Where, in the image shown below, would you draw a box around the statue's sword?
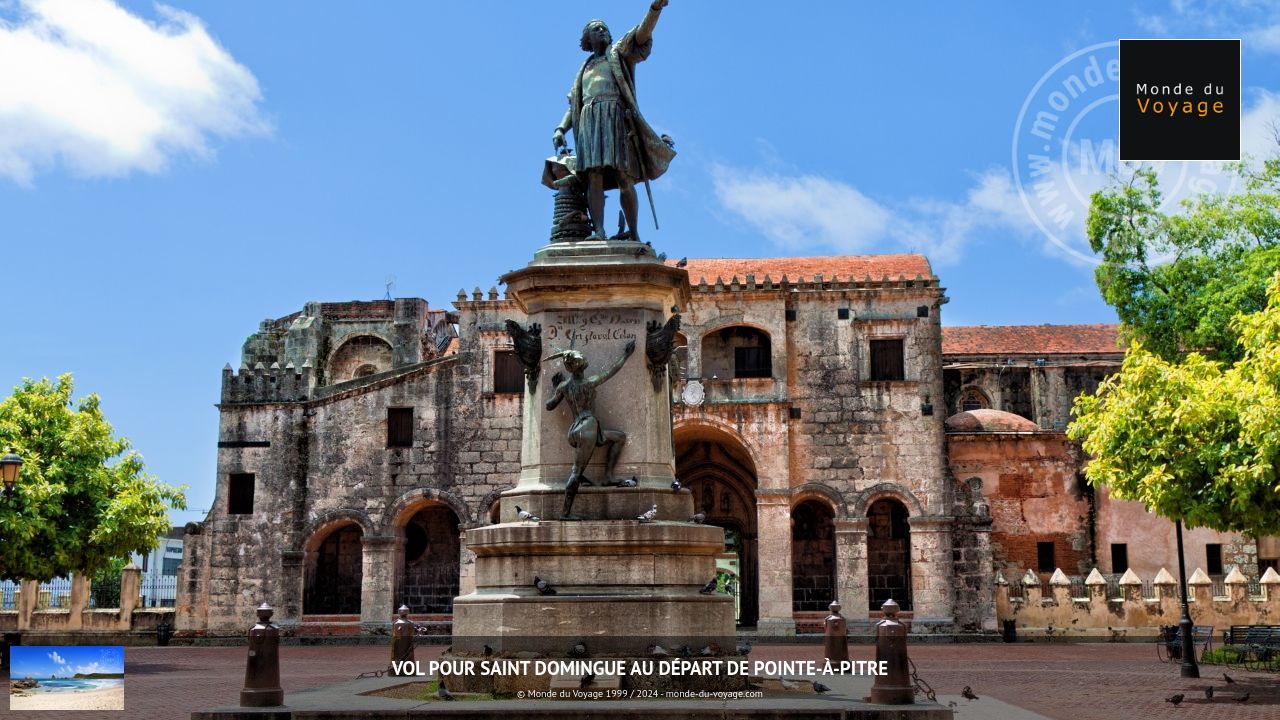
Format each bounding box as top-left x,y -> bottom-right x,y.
626,109 -> 659,230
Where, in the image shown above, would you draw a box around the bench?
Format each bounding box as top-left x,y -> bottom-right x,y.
1156,624 -> 1214,663
1224,625 -> 1280,670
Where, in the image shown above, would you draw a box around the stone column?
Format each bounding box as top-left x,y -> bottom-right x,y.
755,490 -> 794,636
971,520 -> 997,631
278,550 -> 305,629
67,575 -> 89,630
458,529 -> 477,596
360,535 -> 397,631
17,579 -> 38,631
834,518 -> 869,621
907,515 -> 955,631
1031,367 -> 1068,430
119,564 -> 141,630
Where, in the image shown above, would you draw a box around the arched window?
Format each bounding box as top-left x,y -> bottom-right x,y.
960,387 -> 990,412
701,326 -> 772,380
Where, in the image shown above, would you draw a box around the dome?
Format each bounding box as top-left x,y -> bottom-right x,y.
944,409 -> 1041,433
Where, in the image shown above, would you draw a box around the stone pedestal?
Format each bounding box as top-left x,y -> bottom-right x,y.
447,241 -> 736,691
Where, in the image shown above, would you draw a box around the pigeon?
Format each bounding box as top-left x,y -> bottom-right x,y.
699,579 -> 717,595
620,477 -> 638,488
660,133 -> 675,149
569,642 -> 587,658
948,701 -> 958,708
648,644 -> 671,658
690,512 -> 705,524
534,576 -> 557,595
580,673 -> 596,688
671,305 -> 680,313
1165,693 -> 1184,706
736,640 -> 752,656
1205,686 -> 1213,700
680,645 -> 692,658
780,678 -> 798,691
962,686 -> 979,701
516,505 -> 540,522
1223,672 -> 1235,684
483,644 -> 493,657
699,645 -> 714,656
675,257 -> 688,268
671,479 -> 682,492
634,246 -> 647,259
437,680 -> 455,701
813,681 -> 832,694
1234,692 -> 1249,703
638,504 -> 658,523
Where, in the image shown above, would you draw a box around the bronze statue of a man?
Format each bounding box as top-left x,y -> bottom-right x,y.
545,340 -> 636,519
552,0 -> 676,242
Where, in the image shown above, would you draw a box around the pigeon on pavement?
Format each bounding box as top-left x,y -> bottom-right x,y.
638,504 -> 658,523
1166,693 -> 1184,706
690,512 -> 705,524
580,673 -> 596,688
516,505 -> 539,522
1234,692 -> 1250,703
962,686 -> 979,701
813,681 -> 832,693
699,579 -> 717,595
437,681 -> 455,701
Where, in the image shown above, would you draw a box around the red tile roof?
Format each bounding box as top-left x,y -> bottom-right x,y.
943,324 -> 1123,356
668,254 -> 933,284
944,409 -> 1042,433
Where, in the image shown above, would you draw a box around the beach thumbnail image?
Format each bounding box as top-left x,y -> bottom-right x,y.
8,646 -> 124,711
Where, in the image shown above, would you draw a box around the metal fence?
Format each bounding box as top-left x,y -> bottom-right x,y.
141,574 -> 178,608
36,577 -> 73,609
1,582 -> 16,610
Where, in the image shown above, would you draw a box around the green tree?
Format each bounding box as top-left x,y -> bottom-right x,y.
1068,275 -> 1280,535
0,374 -> 186,581
1086,161 -> 1280,363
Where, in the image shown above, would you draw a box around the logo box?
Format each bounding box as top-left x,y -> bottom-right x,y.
1119,39 -> 1240,161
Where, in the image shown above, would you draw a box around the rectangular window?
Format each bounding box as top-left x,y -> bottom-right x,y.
1110,543 -> 1129,574
733,347 -> 771,378
227,473 -> 254,515
387,407 -> 414,448
1206,544 -> 1223,575
493,350 -> 524,394
869,339 -> 905,381
1260,559 -> 1278,574
1037,541 -> 1056,573
162,558 -> 181,576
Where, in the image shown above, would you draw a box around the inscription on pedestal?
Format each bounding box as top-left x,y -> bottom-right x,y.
545,310 -> 642,347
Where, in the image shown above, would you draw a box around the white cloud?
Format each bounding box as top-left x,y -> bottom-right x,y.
0,0 -> 268,184
74,661 -> 110,675
710,165 -> 1032,265
1241,89 -> 1280,160
48,651 -> 65,665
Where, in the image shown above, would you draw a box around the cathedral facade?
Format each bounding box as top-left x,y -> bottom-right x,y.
176,254 -> 1265,637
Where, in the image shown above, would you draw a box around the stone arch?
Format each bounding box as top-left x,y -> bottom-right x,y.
390,492 -> 463,615
302,513 -> 368,615
849,482 -> 926,519
791,483 -> 847,517
674,419 -> 758,626
327,334 -> 393,383
866,496 -> 913,611
477,489 -> 505,526
387,487 -> 472,530
790,497 -> 837,612
959,386 -> 991,411
699,324 -> 772,380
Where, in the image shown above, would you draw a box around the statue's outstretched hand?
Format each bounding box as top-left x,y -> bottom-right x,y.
624,339 -> 637,356
553,129 -> 567,152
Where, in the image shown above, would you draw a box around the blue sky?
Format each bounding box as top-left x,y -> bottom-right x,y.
10,646 -> 123,679
0,1 -> 1277,524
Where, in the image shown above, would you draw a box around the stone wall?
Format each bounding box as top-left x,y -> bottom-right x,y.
998,566 -> 1280,639
0,568 -> 173,644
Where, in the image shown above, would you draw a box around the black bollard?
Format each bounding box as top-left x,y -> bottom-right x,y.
157,621 -> 172,647
869,599 -> 914,705
823,600 -> 849,669
240,603 -> 284,707
390,605 -> 415,675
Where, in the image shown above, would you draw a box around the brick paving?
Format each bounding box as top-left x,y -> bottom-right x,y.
2,642 -> 1275,720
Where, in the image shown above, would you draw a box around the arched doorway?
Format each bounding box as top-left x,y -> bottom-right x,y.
791,500 -> 836,611
675,423 -> 758,627
867,498 -> 912,611
304,522 -> 363,615
396,505 -> 461,613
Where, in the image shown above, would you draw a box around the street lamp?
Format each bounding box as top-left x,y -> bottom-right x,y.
0,452 -> 22,493
1174,518 -> 1199,678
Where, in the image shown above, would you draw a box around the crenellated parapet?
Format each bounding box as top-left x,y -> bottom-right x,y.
221,361 -> 314,404
997,565 -> 1280,639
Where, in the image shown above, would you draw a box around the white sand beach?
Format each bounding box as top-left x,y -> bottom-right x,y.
9,683 -> 125,711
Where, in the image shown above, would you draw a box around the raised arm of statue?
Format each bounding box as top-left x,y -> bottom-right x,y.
546,381 -> 566,411
635,0 -> 668,46
590,340 -> 636,387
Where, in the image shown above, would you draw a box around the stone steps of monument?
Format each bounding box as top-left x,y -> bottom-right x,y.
299,614 -> 362,636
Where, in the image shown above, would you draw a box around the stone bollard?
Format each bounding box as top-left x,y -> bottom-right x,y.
869,599 -> 913,705
823,600 -> 849,669
240,603 -> 284,707
390,605 -> 415,675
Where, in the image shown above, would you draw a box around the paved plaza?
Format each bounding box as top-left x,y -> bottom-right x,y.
5,642 -> 1277,719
